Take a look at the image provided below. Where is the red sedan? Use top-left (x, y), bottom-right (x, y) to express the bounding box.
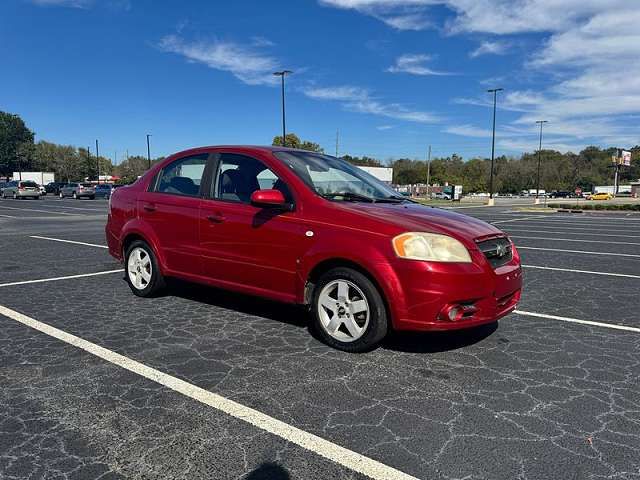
top-left (106, 146), bottom-right (522, 352)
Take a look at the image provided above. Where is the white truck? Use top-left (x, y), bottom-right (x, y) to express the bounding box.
top-left (13, 172), bottom-right (55, 186)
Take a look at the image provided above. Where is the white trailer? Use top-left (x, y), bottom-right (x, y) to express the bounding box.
top-left (13, 172), bottom-right (55, 185)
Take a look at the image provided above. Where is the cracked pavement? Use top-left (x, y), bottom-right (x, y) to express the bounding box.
top-left (0, 197), bottom-right (639, 479)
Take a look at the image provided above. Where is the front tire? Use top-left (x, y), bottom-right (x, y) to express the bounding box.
top-left (311, 267), bottom-right (388, 353)
top-left (125, 240), bottom-right (165, 297)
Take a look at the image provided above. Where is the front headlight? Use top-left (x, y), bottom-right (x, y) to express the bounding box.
top-left (392, 232), bottom-right (472, 263)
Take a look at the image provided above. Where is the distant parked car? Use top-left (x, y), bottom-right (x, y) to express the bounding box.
top-left (45, 182), bottom-right (67, 195)
top-left (94, 184), bottom-right (114, 199)
top-left (59, 182), bottom-right (95, 199)
top-left (0, 182), bottom-right (7, 195)
top-left (1, 180), bottom-right (41, 199)
top-left (591, 192), bottom-right (613, 200)
top-left (550, 191), bottom-right (571, 198)
top-left (433, 192), bottom-right (451, 200)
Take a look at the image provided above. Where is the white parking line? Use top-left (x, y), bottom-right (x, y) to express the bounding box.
top-left (522, 265), bottom-right (640, 279)
top-left (517, 246), bottom-right (640, 257)
top-left (502, 223), bottom-right (640, 233)
top-left (0, 213), bottom-right (16, 218)
top-left (0, 305), bottom-right (419, 480)
top-left (0, 269), bottom-right (123, 288)
top-left (0, 204), bottom-right (80, 216)
top-left (502, 228), bottom-right (640, 239)
top-left (514, 310), bottom-right (640, 333)
top-left (30, 235), bottom-right (108, 249)
top-left (507, 219), bottom-right (640, 229)
top-left (491, 216), bottom-right (542, 225)
top-left (511, 235), bottom-right (640, 246)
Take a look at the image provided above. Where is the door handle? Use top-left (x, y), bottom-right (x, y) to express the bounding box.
top-left (207, 213), bottom-right (225, 223)
top-left (143, 203), bottom-right (156, 212)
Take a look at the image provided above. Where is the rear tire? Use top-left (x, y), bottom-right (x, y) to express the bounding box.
top-left (124, 240), bottom-right (165, 297)
top-left (311, 267), bottom-right (388, 353)
top-left (89, 195), bottom-right (95, 200)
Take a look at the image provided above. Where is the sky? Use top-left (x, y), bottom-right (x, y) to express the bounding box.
top-left (1, 0), bottom-right (639, 163)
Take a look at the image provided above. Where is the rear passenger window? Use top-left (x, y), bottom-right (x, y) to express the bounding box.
top-left (214, 153), bottom-right (292, 204)
top-left (155, 154), bottom-right (208, 197)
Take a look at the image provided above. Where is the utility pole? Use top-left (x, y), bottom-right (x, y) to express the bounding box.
top-left (87, 146), bottom-right (91, 181)
top-left (335, 129), bottom-right (339, 157)
top-left (146, 134), bottom-right (152, 170)
top-left (535, 120), bottom-right (548, 203)
top-left (487, 88), bottom-right (503, 206)
top-left (426, 145), bottom-right (431, 198)
top-left (95, 139), bottom-right (100, 184)
top-left (273, 70), bottom-right (292, 147)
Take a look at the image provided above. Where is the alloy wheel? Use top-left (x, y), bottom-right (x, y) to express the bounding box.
top-left (317, 279), bottom-right (370, 342)
top-left (127, 247), bottom-right (153, 290)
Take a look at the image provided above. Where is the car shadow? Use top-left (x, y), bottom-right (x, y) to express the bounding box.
top-left (162, 278), bottom-right (498, 354)
top-left (245, 462), bottom-right (290, 479)
top-left (381, 321), bottom-right (498, 354)
top-left (166, 278), bottom-right (308, 329)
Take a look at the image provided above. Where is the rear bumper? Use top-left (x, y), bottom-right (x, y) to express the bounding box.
top-left (105, 224), bottom-right (123, 262)
top-left (382, 250), bottom-right (522, 332)
top-left (16, 190), bottom-right (40, 197)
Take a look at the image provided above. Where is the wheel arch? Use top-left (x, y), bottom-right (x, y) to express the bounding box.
top-left (303, 257), bottom-right (393, 324)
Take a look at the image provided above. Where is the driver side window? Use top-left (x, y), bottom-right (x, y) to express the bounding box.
top-left (213, 153), bottom-right (292, 204)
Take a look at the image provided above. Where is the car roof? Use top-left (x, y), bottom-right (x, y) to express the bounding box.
top-left (167, 145), bottom-right (321, 158)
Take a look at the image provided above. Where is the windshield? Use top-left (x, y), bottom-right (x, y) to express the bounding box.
top-left (273, 151), bottom-right (400, 201)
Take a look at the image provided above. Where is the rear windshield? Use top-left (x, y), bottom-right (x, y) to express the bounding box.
top-left (21, 181), bottom-right (37, 187)
top-left (81, 183), bottom-right (93, 187)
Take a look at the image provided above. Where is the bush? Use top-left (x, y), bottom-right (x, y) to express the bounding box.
top-left (550, 202), bottom-right (640, 211)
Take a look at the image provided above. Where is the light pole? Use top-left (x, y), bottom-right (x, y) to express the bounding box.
top-left (95, 139), bottom-right (100, 184)
top-left (487, 88), bottom-right (503, 206)
top-left (273, 70), bottom-right (292, 147)
top-left (535, 120), bottom-right (548, 203)
top-left (146, 134), bottom-right (152, 170)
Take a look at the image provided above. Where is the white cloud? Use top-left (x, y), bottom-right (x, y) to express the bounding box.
top-left (387, 54), bottom-right (451, 75)
top-left (158, 35), bottom-right (280, 86)
top-left (303, 85), bottom-right (440, 123)
top-left (469, 40), bottom-right (508, 58)
top-left (318, 0), bottom-right (438, 30)
top-left (30, 0), bottom-right (92, 7)
top-left (444, 124), bottom-right (492, 138)
top-left (377, 125), bottom-right (395, 130)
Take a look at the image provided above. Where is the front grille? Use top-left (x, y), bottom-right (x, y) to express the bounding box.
top-left (476, 236), bottom-right (512, 268)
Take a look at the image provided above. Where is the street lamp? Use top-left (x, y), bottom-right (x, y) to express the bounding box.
top-left (535, 120), bottom-right (548, 202)
top-left (95, 139), bottom-right (100, 184)
top-left (487, 88), bottom-right (503, 205)
top-left (146, 134), bottom-right (152, 170)
top-left (273, 70), bottom-right (292, 147)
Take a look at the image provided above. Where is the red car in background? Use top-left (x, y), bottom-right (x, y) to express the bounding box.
top-left (106, 146), bottom-right (522, 352)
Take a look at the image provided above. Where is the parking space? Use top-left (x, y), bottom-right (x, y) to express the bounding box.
top-left (1, 201), bottom-right (639, 479)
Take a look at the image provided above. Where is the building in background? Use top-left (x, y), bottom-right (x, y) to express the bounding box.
top-left (12, 172), bottom-right (54, 185)
top-left (357, 166), bottom-right (393, 184)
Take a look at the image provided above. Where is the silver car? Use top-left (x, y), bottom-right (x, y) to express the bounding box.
top-left (59, 182), bottom-right (96, 199)
top-left (1, 180), bottom-right (41, 199)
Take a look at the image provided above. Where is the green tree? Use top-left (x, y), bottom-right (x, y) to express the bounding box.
top-left (0, 111), bottom-right (35, 177)
top-left (272, 133), bottom-right (324, 152)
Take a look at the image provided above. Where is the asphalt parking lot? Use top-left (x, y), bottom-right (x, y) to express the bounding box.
top-left (1, 196), bottom-right (639, 480)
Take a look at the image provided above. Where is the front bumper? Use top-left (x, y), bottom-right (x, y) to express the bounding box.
top-left (385, 249), bottom-right (522, 331)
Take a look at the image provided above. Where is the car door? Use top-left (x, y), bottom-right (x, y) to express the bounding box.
top-left (137, 153), bottom-right (212, 277)
top-left (198, 152), bottom-right (305, 301)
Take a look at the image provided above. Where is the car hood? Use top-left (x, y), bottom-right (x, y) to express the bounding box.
top-left (334, 202), bottom-right (505, 245)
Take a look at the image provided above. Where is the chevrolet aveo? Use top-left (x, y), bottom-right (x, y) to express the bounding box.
top-left (106, 146), bottom-right (522, 352)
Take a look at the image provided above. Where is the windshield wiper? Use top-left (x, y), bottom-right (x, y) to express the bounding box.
top-left (374, 195), bottom-right (417, 204)
top-left (322, 192), bottom-right (376, 203)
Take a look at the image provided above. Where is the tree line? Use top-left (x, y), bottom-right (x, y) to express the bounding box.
top-left (2, 110), bottom-right (638, 191)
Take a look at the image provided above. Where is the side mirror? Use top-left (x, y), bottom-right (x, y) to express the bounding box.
top-left (250, 189), bottom-right (287, 208)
